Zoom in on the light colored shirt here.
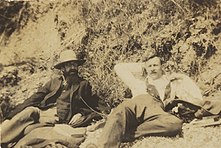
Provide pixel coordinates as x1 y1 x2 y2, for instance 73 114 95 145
114 63 203 103
114 63 147 97
168 73 203 104
148 75 170 101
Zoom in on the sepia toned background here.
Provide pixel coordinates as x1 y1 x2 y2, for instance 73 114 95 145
0 0 221 147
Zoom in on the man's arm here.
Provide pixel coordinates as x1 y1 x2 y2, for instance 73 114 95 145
114 63 147 97
24 80 51 104
6 79 52 119
169 73 203 103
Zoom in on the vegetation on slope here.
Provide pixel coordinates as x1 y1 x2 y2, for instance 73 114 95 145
0 1 221 142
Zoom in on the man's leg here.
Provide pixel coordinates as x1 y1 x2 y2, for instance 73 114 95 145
134 113 183 138
23 106 58 135
96 94 183 148
15 125 86 148
97 94 161 148
1 107 40 144
97 101 138 148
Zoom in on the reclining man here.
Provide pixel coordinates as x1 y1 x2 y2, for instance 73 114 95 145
92 52 221 148
1 50 101 147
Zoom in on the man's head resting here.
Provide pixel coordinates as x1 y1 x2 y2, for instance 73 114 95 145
54 50 85 77
143 53 163 80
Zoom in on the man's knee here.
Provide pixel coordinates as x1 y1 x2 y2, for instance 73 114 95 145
1 107 40 144
121 100 134 107
17 107 40 122
113 100 136 114
108 100 135 119
165 116 183 136
116 94 152 110
24 106 39 112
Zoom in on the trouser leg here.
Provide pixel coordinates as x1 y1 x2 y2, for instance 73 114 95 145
23 106 58 135
98 94 183 148
98 102 138 148
98 94 158 148
1 107 40 144
15 125 86 148
134 113 183 138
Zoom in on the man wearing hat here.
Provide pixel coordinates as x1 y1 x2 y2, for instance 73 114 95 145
1 50 101 146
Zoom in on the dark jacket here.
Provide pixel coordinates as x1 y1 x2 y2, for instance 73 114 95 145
7 76 99 122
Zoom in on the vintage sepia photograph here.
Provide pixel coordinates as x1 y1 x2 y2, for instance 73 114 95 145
0 0 221 147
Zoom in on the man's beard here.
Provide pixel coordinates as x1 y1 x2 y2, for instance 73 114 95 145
64 70 79 82
65 69 78 76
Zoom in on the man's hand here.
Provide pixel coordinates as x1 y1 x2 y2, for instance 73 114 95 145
68 113 82 125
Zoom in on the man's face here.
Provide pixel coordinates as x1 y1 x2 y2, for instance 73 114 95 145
62 61 79 76
144 57 163 80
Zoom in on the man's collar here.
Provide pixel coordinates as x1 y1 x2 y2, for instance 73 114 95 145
146 75 168 85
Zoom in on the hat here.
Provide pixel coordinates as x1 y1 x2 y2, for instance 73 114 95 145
54 50 86 69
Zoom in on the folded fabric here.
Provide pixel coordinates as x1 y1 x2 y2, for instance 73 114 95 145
14 124 86 148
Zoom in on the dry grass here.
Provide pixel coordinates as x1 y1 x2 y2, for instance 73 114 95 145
131 126 221 148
